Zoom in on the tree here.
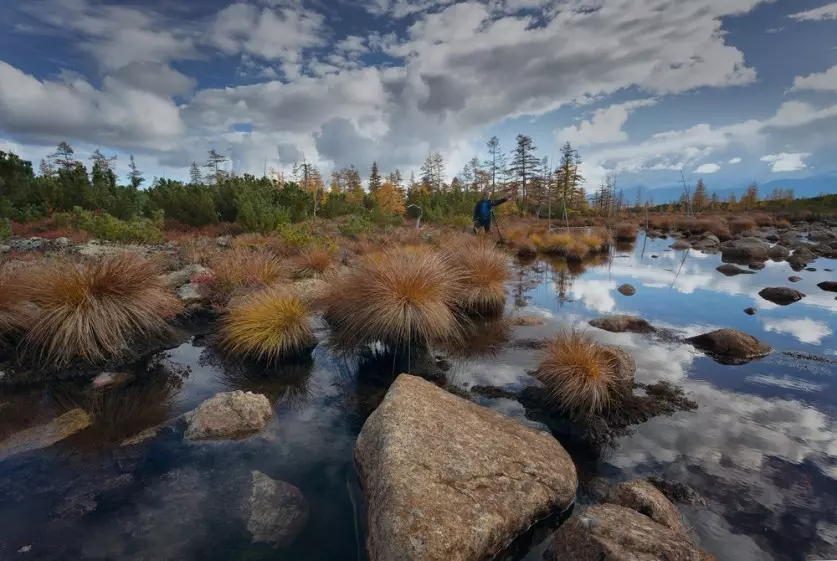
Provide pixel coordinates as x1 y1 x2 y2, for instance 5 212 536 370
485 136 506 189
692 179 708 212
554 142 584 216
204 149 228 184
386 169 403 189
741 183 759 210
369 161 382 193
39 158 56 179
128 155 144 189
420 152 445 192
189 162 203 185
728 193 737 210
373 182 405 214
509 135 537 210
51 142 77 171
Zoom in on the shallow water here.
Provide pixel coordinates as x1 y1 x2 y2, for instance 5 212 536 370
1 233 836 561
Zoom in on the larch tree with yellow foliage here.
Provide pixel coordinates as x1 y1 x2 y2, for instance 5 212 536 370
373 182 406 214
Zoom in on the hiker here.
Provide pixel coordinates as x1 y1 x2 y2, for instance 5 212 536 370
473 189 509 234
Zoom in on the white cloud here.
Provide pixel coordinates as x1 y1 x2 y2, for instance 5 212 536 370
694 163 721 174
791 65 837 92
555 99 657 146
728 157 742 164
760 152 810 172
763 318 833 344
789 3 837 21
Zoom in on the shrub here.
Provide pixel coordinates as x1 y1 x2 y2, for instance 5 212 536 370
614 222 638 241
707 221 730 240
321 247 464 350
293 246 337 278
648 215 674 231
275 223 314 255
22 253 182 367
752 213 773 227
339 214 374 238
0 218 13 239
446 238 509 317
72 209 164 244
218 285 315 363
729 216 756 235
202 248 289 306
534 330 626 418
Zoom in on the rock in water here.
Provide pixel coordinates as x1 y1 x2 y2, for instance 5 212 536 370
788 276 802 283
184 391 273 440
686 328 771 364
355 374 577 561
588 315 654 334
758 287 805 306
604 480 685 535
720 238 769 262
715 264 754 276
818 281 837 293
246 471 309 547
617 284 636 296
0 409 92 461
767 245 790 261
670 240 691 250
744 308 757 315
554 504 713 561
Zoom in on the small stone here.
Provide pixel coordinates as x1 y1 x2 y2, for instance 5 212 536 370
617 284 636 296
177 284 203 304
0 244 10 254
818 281 837 293
744 307 757 315
184 391 273 441
509 315 546 326
759 287 805 306
806 267 817 272
589 315 654 334
716 264 754 276
687 328 771 364
164 264 209 288
18 545 32 553
651 254 659 258
788 276 802 282
91 371 135 389
246 471 309 547
748 261 765 271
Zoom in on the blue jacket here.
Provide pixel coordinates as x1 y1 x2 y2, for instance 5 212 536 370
473 197 508 223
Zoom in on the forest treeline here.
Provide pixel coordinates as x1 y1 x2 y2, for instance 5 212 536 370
0 135 829 240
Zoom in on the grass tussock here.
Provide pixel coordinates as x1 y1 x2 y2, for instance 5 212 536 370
22 253 182 367
752 213 773 227
535 330 623 419
542 233 574 255
447 238 510 317
566 240 590 262
648 215 674 231
293 247 337 279
0 267 34 338
729 216 756 235
614 222 638 241
219 284 315 363
321 247 464 350
200 248 289 305
707 221 730 239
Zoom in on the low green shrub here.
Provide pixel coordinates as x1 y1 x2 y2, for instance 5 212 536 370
339 214 374 237
0 217 12 239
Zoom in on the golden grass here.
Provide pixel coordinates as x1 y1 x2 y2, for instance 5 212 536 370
579 233 605 252
22 253 182 367
446 238 510 317
535 330 622 418
707 221 730 239
648 215 674 231
614 222 638 241
729 216 756 234
542 233 573 255
293 247 337 279
321 247 464 350
231 233 273 249
0 266 34 338
204 248 289 305
219 285 315 363
566 240 590 262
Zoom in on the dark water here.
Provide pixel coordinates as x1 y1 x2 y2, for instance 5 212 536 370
1 233 836 561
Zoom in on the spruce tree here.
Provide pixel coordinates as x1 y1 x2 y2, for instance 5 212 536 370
369 161 382 193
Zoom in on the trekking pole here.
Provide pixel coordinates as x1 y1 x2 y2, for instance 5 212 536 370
491 209 505 243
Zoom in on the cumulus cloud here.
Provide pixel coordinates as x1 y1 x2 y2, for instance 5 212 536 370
791 65 837 92
763 318 833 344
760 152 810 172
694 163 721 174
789 3 837 21
729 157 742 164
555 99 657 146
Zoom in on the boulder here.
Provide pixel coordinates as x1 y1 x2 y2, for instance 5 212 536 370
779 232 801 246
763 233 779 243
177 284 204 305
808 229 836 242
355 374 577 561
508 315 546 326
0 409 92 461
53 237 72 248
759 287 805 306
686 328 771 364
767 245 790 261
604 480 685 535
748 261 765 271
553 504 714 561
818 281 837 293
744 307 757 315
246 471 309 547
787 254 810 271
788 276 802 282
720 238 769 262
589 315 654 334
293 278 328 306
617 284 636 296
715 264 754 277
670 240 691 250
9 237 45 252
164 264 209 288
184 391 273 441
0 244 10 254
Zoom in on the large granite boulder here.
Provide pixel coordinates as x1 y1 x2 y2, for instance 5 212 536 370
589 315 654 334
720 238 769 262
715 264 754 277
246 471 309 547
604 480 685 535
758 287 805 306
554 504 714 561
686 328 771 364
184 391 273 440
355 374 577 561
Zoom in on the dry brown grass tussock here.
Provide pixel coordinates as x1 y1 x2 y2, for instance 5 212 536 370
446 238 510 317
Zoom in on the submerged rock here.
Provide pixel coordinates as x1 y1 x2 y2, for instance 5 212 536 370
246 471 309 547
759 287 805 306
553 504 714 561
508 315 546 326
617 284 636 296
686 328 771 364
715 264 754 276
184 391 273 441
604 480 686 535
0 408 92 461
355 374 577 561
589 315 654 334
818 281 837 293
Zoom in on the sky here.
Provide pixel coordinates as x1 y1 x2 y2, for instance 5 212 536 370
1 0 836 197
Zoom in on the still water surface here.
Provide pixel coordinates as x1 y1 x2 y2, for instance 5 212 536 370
1 233 836 560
